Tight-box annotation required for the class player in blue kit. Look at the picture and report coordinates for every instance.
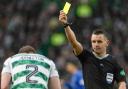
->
[65,60,85,89]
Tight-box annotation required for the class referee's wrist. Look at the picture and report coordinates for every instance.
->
[63,22,71,28]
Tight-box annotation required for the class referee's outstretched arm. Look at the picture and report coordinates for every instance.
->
[59,10,83,56]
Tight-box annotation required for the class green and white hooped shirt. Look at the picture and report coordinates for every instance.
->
[2,53,59,89]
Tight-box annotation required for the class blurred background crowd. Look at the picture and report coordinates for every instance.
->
[0,0,128,88]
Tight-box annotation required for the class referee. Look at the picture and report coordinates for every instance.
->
[59,10,126,89]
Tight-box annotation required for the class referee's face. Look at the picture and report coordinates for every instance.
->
[91,34,109,55]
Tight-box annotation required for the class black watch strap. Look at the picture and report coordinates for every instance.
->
[63,22,72,28]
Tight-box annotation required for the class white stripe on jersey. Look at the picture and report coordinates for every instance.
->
[13,76,47,88]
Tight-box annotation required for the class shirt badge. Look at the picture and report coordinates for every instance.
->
[106,73,114,84]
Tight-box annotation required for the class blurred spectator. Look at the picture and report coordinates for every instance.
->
[64,60,85,89]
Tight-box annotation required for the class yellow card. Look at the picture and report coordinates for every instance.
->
[63,2,71,14]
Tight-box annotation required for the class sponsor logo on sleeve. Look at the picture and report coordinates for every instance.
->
[120,70,125,76]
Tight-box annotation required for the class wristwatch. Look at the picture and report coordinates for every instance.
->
[63,22,72,28]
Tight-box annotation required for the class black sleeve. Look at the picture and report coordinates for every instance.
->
[76,49,92,63]
[114,60,126,83]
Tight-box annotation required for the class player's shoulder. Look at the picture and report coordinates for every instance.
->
[4,57,12,63]
[4,54,22,63]
[32,53,54,63]
[33,53,50,60]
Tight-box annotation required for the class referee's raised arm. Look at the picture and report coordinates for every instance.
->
[59,10,83,56]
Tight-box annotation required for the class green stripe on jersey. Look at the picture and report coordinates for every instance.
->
[13,70,30,81]
[35,72,48,81]
[12,60,50,69]
[12,82,46,89]
[13,70,48,82]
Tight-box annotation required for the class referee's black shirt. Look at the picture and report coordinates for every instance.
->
[76,49,126,89]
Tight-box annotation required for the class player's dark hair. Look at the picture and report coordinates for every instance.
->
[18,45,36,53]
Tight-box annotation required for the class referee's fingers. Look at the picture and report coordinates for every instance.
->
[60,10,66,16]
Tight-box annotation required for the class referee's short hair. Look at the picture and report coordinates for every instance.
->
[92,28,110,40]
